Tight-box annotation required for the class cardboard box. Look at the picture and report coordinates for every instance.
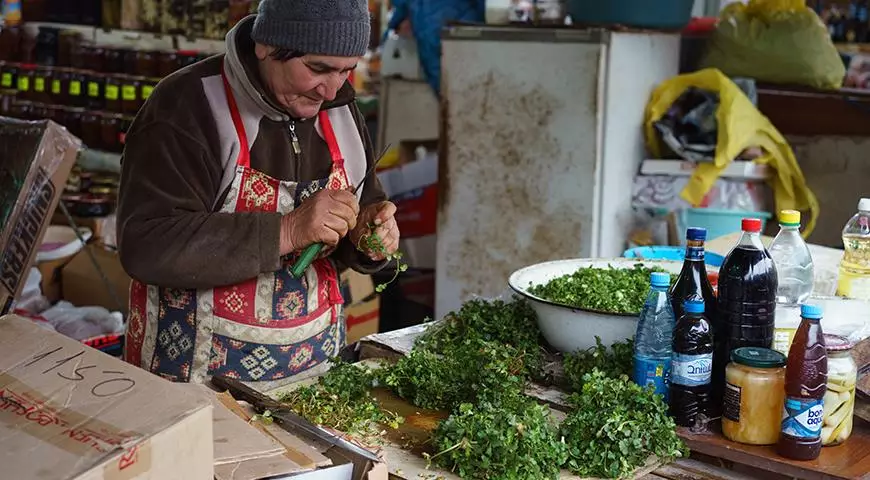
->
[0,119,81,315]
[62,244,131,313]
[346,297,380,345]
[340,269,375,307]
[0,314,214,479]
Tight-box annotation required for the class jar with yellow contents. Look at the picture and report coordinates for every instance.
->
[722,347,787,445]
[822,334,857,447]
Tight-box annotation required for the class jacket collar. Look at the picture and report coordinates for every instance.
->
[223,16,357,122]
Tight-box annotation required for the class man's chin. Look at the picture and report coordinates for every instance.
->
[288,102,323,120]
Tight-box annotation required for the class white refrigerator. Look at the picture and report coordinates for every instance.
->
[435,25,681,318]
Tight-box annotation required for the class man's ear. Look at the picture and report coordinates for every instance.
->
[254,43,270,61]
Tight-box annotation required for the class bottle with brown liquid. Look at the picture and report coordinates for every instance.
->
[777,303,828,461]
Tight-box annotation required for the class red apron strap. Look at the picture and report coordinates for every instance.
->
[318,110,345,166]
[221,65,251,169]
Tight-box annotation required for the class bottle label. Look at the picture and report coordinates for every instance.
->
[105,85,119,100]
[723,382,741,422]
[141,85,154,100]
[69,80,81,97]
[671,352,712,387]
[17,76,29,92]
[122,85,137,101]
[686,246,705,261]
[633,356,670,398]
[51,79,61,95]
[781,397,824,439]
[34,77,45,92]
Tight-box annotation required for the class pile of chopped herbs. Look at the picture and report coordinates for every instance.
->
[427,396,567,480]
[560,370,687,479]
[276,360,403,438]
[528,264,672,315]
[564,336,635,391]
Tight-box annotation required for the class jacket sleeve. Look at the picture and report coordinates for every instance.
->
[117,120,283,289]
[332,105,391,274]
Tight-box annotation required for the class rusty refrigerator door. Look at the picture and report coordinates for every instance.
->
[436,26,680,318]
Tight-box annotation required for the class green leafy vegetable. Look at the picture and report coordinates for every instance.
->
[428,395,568,480]
[564,336,634,391]
[381,337,527,411]
[250,409,274,425]
[528,264,671,315]
[277,360,403,437]
[560,370,687,479]
[417,297,545,375]
[360,223,408,292]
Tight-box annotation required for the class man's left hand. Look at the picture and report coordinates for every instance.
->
[351,201,400,261]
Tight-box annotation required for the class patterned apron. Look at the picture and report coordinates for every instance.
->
[124,67,355,389]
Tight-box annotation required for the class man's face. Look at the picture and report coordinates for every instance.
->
[255,44,360,119]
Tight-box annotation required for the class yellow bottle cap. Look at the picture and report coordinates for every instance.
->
[779,209,800,226]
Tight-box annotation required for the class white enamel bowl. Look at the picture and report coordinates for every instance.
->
[509,258,707,354]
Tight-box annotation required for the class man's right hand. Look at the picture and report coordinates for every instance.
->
[279,189,359,255]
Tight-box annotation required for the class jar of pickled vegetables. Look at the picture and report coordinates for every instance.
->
[822,334,857,447]
[722,347,787,445]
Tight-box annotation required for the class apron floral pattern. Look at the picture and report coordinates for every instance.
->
[124,65,357,389]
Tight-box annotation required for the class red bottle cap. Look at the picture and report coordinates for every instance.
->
[742,218,762,233]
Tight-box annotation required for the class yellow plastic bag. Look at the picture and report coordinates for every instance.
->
[645,68,819,237]
[702,0,845,90]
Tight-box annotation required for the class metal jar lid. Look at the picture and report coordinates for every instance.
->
[731,347,787,369]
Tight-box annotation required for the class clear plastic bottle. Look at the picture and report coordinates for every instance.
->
[769,210,815,306]
[633,272,676,401]
[837,198,870,300]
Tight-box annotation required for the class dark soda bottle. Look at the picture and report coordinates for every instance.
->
[670,298,714,428]
[778,303,828,461]
[670,227,717,321]
[712,218,778,412]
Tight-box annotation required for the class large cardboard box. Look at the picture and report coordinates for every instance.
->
[340,270,380,344]
[0,119,81,314]
[0,314,214,479]
[62,244,131,313]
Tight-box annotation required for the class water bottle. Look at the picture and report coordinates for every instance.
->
[768,210,815,306]
[633,272,675,400]
[837,198,870,300]
[670,298,714,428]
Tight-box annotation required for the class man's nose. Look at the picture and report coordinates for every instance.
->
[316,75,344,101]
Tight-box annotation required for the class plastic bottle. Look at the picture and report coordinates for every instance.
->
[669,298,714,428]
[670,227,717,322]
[712,218,778,413]
[777,303,828,461]
[837,198,870,300]
[633,272,675,400]
[768,210,815,306]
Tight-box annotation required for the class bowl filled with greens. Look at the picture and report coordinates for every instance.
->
[509,258,711,353]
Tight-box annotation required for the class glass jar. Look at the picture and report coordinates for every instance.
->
[822,334,857,447]
[82,44,105,72]
[9,99,33,120]
[156,50,179,77]
[141,77,158,103]
[104,47,125,74]
[63,107,85,138]
[121,75,142,114]
[99,113,122,153]
[104,74,122,113]
[134,50,157,77]
[51,67,71,105]
[15,63,35,100]
[31,66,53,103]
[85,72,105,110]
[722,347,787,446]
[30,102,50,121]
[57,30,83,67]
[68,69,87,107]
[1,62,19,91]
[0,89,16,116]
[80,110,102,149]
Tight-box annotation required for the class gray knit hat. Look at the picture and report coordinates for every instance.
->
[251,0,371,57]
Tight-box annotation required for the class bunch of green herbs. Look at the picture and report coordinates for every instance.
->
[276,360,403,438]
[427,395,568,480]
[560,370,687,479]
[360,223,408,292]
[417,297,545,376]
[563,336,635,391]
[380,337,527,411]
[528,264,671,315]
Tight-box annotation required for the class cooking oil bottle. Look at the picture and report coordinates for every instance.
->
[837,198,870,300]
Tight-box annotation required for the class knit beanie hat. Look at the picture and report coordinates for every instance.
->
[251,0,371,58]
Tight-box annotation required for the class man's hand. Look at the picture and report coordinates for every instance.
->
[350,201,400,261]
[279,189,359,255]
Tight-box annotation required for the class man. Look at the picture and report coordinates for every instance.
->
[116,0,399,389]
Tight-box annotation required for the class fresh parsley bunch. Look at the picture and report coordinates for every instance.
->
[564,336,634,390]
[380,337,527,411]
[417,297,546,376]
[428,395,567,480]
[560,370,687,479]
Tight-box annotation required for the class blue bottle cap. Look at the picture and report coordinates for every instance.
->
[650,272,670,288]
[683,299,705,314]
[686,227,707,241]
[801,303,823,320]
